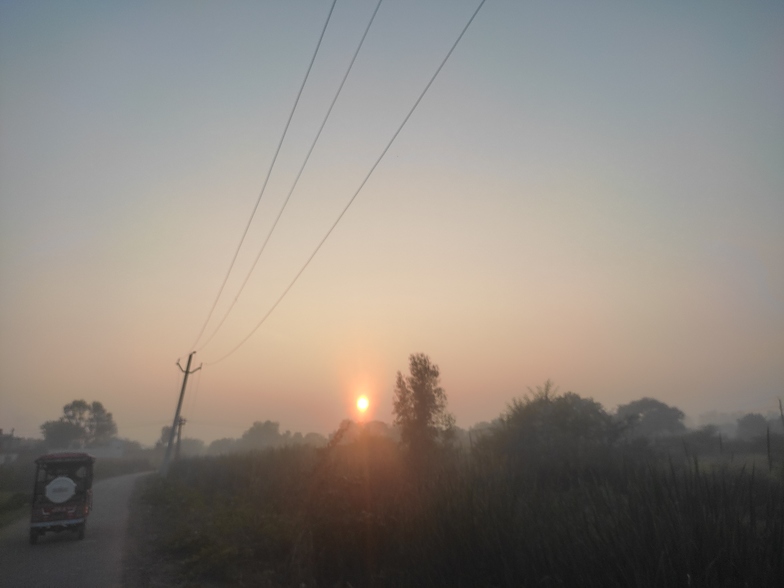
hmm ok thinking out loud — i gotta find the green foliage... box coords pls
[392,353,454,454]
[40,399,118,447]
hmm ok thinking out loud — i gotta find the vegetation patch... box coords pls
[0,491,28,528]
[129,437,783,587]
[10,367,778,582]
[123,362,784,586]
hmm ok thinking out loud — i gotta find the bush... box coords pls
[475,381,625,481]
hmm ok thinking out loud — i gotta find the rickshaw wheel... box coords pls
[29,529,39,545]
[77,523,85,540]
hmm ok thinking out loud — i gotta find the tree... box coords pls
[616,397,686,437]
[85,401,117,445]
[392,353,454,454]
[239,420,286,450]
[736,413,767,441]
[40,420,84,449]
[62,400,91,431]
[303,432,327,447]
[40,399,118,448]
[484,380,622,466]
[682,425,722,455]
[208,437,238,455]
[156,426,174,450]
[156,425,204,456]
[178,438,205,456]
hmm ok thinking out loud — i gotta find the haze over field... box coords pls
[1,0,782,445]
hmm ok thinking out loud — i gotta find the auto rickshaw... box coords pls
[29,452,95,545]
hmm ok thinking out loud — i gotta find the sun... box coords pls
[356,395,369,412]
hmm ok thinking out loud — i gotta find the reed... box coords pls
[137,435,784,587]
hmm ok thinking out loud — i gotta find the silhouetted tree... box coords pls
[208,437,238,455]
[303,432,328,447]
[485,380,622,467]
[40,399,117,447]
[682,425,723,455]
[616,397,685,437]
[85,401,117,444]
[392,353,454,455]
[178,438,205,456]
[40,420,84,448]
[155,426,204,456]
[206,427,327,454]
[156,425,173,449]
[736,413,767,441]
[240,420,287,450]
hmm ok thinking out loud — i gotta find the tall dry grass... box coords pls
[137,432,784,587]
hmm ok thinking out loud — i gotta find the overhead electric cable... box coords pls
[197,0,385,353]
[189,0,339,351]
[184,364,204,419]
[206,0,487,366]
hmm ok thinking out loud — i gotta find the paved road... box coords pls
[0,472,150,588]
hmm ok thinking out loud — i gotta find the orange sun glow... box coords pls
[356,395,369,412]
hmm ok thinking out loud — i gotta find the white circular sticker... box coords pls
[45,476,77,503]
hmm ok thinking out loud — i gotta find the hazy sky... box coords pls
[1,0,782,445]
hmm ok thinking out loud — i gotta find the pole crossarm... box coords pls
[177,359,202,374]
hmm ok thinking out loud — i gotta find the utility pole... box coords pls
[160,351,201,476]
[175,416,186,461]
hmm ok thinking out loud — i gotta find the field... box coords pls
[125,434,784,588]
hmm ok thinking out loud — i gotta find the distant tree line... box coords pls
[385,354,784,468]
[40,400,117,448]
[30,373,784,457]
[154,420,329,457]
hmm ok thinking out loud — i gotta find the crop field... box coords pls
[127,436,784,588]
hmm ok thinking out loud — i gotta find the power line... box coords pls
[189,0,339,351]
[206,0,487,366]
[184,362,204,419]
[197,0,385,353]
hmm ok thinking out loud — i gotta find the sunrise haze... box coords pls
[1,0,782,445]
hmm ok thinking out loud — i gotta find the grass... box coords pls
[130,435,784,587]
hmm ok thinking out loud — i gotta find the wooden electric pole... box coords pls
[160,351,201,476]
[175,416,186,461]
